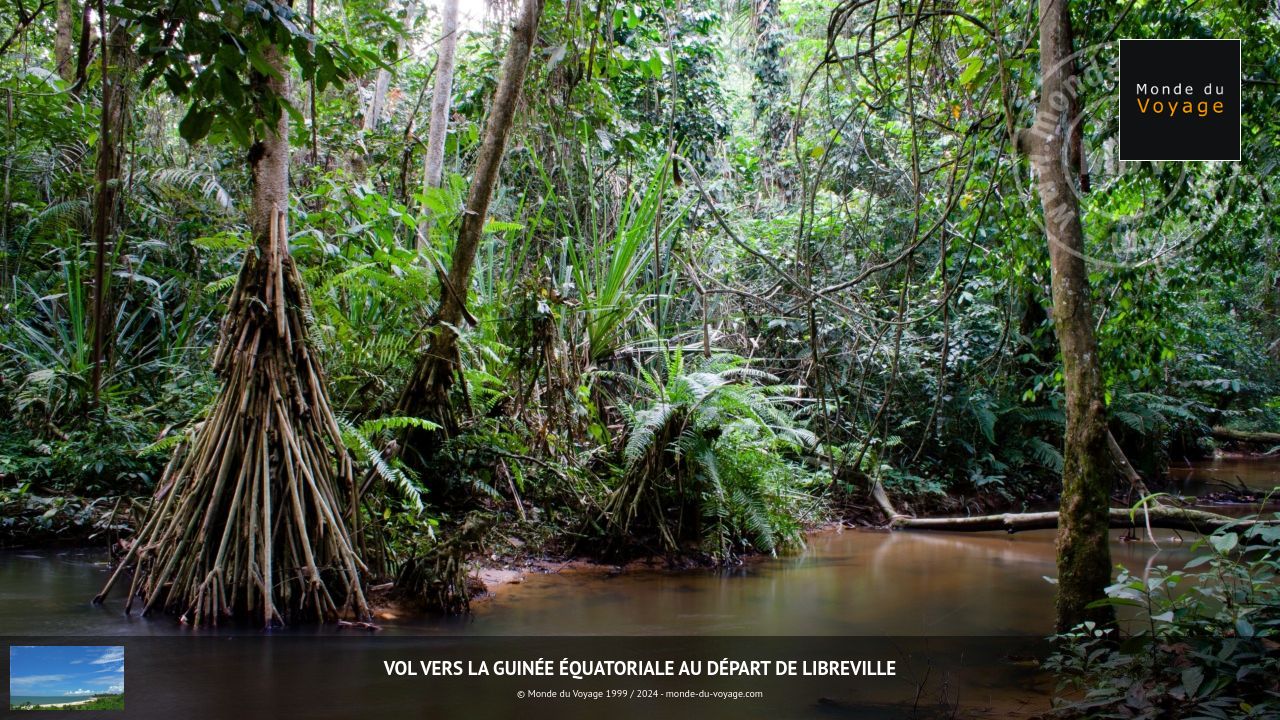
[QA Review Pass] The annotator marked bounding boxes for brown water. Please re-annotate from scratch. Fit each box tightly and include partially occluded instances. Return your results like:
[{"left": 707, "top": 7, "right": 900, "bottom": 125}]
[
  {"left": 0, "top": 524, "right": 1201, "bottom": 638},
  {"left": 462, "top": 528, "right": 1192, "bottom": 637},
  {"left": 1169, "top": 453, "right": 1280, "bottom": 495},
  {"left": 0, "top": 527, "right": 1161, "bottom": 719},
  {"left": 0, "top": 456, "right": 1273, "bottom": 719}
]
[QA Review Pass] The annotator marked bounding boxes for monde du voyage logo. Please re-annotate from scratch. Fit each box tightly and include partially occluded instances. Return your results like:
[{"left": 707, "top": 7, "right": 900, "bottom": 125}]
[{"left": 1119, "top": 39, "right": 1241, "bottom": 161}]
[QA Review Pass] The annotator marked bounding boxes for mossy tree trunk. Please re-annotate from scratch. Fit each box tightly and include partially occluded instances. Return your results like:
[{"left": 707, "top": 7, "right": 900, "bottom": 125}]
[{"left": 1019, "top": 0, "right": 1115, "bottom": 633}]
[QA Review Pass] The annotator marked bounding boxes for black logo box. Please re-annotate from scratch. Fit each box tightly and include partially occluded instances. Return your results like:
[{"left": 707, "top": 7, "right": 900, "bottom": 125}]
[{"left": 1119, "top": 38, "right": 1241, "bottom": 162}]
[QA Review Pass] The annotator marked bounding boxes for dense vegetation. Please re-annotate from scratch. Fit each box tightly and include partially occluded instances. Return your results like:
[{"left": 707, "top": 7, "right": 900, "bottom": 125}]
[
  {"left": 1, "top": 0, "right": 1278, "bottom": 674},
  {"left": 1047, "top": 514, "right": 1280, "bottom": 718}
]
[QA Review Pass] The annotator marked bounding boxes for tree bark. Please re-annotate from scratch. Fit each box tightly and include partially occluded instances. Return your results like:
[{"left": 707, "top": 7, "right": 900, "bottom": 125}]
[
  {"left": 419, "top": 0, "right": 459, "bottom": 240},
  {"left": 397, "top": 0, "right": 543, "bottom": 467},
  {"left": 1018, "top": 0, "right": 1114, "bottom": 633},
  {"left": 87, "top": 11, "right": 132, "bottom": 405},
  {"left": 54, "top": 0, "right": 75, "bottom": 82},
  {"left": 362, "top": 69, "right": 391, "bottom": 132},
  {"left": 423, "top": 0, "right": 459, "bottom": 189},
  {"left": 72, "top": 0, "right": 93, "bottom": 93},
  {"left": 250, "top": 49, "right": 291, "bottom": 250}
]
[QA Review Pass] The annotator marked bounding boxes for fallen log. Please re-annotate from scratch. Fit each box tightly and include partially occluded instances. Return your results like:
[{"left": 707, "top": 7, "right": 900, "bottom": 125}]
[
  {"left": 1211, "top": 427, "right": 1280, "bottom": 445},
  {"left": 887, "top": 506, "right": 1269, "bottom": 535},
  {"left": 870, "top": 476, "right": 1267, "bottom": 535}
]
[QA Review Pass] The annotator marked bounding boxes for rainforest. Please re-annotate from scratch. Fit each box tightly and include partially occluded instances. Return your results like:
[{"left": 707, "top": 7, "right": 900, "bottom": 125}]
[{"left": 1, "top": 0, "right": 1278, "bottom": 717}]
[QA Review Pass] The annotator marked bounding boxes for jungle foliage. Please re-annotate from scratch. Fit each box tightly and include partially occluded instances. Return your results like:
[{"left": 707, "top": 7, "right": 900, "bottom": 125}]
[{"left": 0, "top": 0, "right": 1278, "bottom": 623}]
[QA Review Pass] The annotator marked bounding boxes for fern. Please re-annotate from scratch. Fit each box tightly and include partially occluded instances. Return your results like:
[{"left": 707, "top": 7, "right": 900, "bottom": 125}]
[
  {"left": 1113, "top": 410, "right": 1147, "bottom": 434},
  {"left": 1026, "top": 437, "right": 1065, "bottom": 473},
  {"left": 11, "top": 200, "right": 89, "bottom": 246},
  {"left": 602, "top": 348, "right": 819, "bottom": 562},
  {"left": 137, "top": 168, "right": 235, "bottom": 211},
  {"left": 970, "top": 397, "right": 997, "bottom": 444},
  {"left": 202, "top": 275, "right": 239, "bottom": 297},
  {"left": 140, "top": 432, "right": 188, "bottom": 457},
  {"left": 1005, "top": 405, "right": 1066, "bottom": 426},
  {"left": 339, "top": 417, "right": 428, "bottom": 513}
]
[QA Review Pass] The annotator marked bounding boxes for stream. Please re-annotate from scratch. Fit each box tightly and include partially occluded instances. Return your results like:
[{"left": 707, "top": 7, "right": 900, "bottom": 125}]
[{"left": 1, "top": 456, "right": 1276, "bottom": 718}]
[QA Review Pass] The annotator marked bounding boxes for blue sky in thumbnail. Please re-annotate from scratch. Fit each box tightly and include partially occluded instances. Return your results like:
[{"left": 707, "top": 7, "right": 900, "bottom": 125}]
[{"left": 9, "top": 646, "right": 124, "bottom": 697}]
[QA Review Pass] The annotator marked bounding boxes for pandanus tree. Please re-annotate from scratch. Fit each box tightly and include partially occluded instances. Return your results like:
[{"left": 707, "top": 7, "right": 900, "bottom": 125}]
[{"left": 94, "top": 0, "right": 371, "bottom": 625}]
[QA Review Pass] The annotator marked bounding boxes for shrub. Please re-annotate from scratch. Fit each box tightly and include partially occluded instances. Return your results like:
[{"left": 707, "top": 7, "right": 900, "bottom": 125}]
[
  {"left": 1046, "top": 511, "right": 1280, "bottom": 719},
  {"left": 602, "top": 349, "right": 822, "bottom": 561}
]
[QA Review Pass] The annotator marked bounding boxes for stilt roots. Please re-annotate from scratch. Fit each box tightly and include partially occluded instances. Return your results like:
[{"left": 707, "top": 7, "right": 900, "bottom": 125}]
[{"left": 95, "top": 209, "right": 369, "bottom": 626}]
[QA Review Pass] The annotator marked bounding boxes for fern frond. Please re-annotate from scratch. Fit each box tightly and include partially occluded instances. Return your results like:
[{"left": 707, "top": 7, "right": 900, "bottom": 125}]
[
  {"left": 1025, "top": 437, "right": 1064, "bottom": 472},
  {"left": 339, "top": 417, "right": 425, "bottom": 513}
]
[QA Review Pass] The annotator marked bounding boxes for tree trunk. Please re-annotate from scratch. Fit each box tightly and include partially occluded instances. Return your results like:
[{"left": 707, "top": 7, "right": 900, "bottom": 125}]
[
  {"left": 417, "top": 0, "right": 459, "bottom": 253},
  {"left": 95, "top": 42, "right": 369, "bottom": 627},
  {"left": 423, "top": 0, "right": 459, "bottom": 190},
  {"left": 250, "top": 49, "right": 291, "bottom": 249},
  {"left": 87, "top": 12, "right": 132, "bottom": 405},
  {"left": 871, "top": 472, "right": 1258, "bottom": 542},
  {"left": 396, "top": 0, "right": 543, "bottom": 467},
  {"left": 362, "top": 69, "right": 391, "bottom": 132},
  {"left": 362, "top": 1, "right": 416, "bottom": 135},
  {"left": 72, "top": 0, "right": 93, "bottom": 93},
  {"left": 1108, "top": 429, "right": 1153, "bottom": 499},
  {"left": 1018, "top": 0, "right": 1114, "bottom": 633},
  {"left": 884, "top": 506, "right": 1266, "bottom": 535},
  {"left": 54, "top": 0, "right": 75, "bottom": 82},
  {"left": 1211, "top": 427, "right": 1280, "bottom": 445}
]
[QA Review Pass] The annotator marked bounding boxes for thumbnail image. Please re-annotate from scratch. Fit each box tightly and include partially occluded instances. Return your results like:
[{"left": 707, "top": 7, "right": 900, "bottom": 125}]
[{"left": 9, "top": 646, "right": 124, "bottom": 711}]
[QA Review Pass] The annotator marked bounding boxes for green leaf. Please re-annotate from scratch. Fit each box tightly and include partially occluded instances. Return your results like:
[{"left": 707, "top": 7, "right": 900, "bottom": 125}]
[
  {"left": 1181, "top": 666, "right": 1204, "bottom": 698},
  {"left": 215, "top": 43, "right": 243, "bottom": 68},
  {"left": 1209, "top": 532, "right": 1238, "bottom": 554},
  {"left": 218, "top": 67, "right": 245, "bottom": 107},
  {"left": 1183, "top": 553, "right": 1213, "bottom": 569},
  {"left": 247, "top": 44, "right": 282, "bottom": 80},
  {"left": 483, "top": 220, "right": 524, "bottom": 234},
  {"left": 178, "top": 105, "right": 214, "bottom": 144},
  {"left": 316, "top": 45, "right": 338, "bottom": 91},
  {"left": 163, "top": 70, "right": 188, "bottom": 97}
]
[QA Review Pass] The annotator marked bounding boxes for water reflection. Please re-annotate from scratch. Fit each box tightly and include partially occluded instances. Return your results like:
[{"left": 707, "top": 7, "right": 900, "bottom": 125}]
[
  {"left": 466, "top": 528, "right": 1192, "bottom": 637},
  {"left": 2, "top": 455, "right": 1272, "bottom": 638},
  {"left": 1169, "top": 454, "right": 1280, "bottom": 494}
]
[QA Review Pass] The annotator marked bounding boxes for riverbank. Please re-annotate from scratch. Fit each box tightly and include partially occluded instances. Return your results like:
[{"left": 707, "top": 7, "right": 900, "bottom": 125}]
[{"left": 461, "top": 522, "right": 853, "bottom": 606}]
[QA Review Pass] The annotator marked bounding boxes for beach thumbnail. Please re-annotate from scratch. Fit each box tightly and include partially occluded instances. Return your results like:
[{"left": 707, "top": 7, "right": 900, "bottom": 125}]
[{"left": 9, "top": 646, "right": 124, "bottom": 711}]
